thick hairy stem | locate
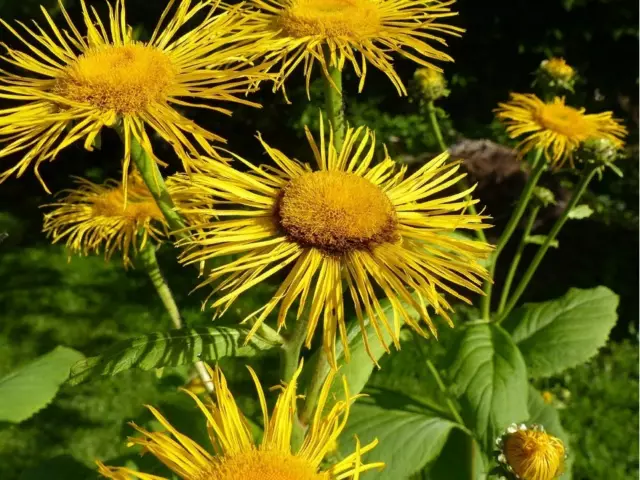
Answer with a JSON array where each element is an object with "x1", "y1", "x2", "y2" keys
[
  {"x1": 482, "y1": 149, "x2": 546, "y2": 320},
  {"x1": 498, "y1": 166, "x2": 598, "y2": 321},
  {"x1": 322, "y1": 49, "x2": 345, "y2": 151}
]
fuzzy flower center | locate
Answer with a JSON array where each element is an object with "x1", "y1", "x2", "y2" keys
[
  {"x1": 55, "y1": 44, "x2": 176, "y2": 114},
  {"x1": 535, "y1": 102, "x2": 591, "y2": 138},
  {"x1": 277, "y1": 170, "x2": 397, "y2": 253},
  {"x1": 210, "y1": 450, "x2": 325, "y2": 480},
  {"x1": 504, "y1": 430, "x2": 565, "y2": 480},
  {"x1": 277, "y1": 0, "x2": 381, "y2": 38}
]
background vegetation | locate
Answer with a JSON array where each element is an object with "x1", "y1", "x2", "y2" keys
[{"x1": 0, "y1": 0, "x2": 637, "y2": 478}]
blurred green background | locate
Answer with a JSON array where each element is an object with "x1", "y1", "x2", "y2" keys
[{"x1": 0, "y1": 0, "x2": 637, "y2": 479}]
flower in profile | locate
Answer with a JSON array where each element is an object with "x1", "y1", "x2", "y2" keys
[
  {"x1": 176, "y1": 117, "x2": 491, "y2": 368},
  {"x1": 495, "y1": 93, "x2": 627, "y2": 168},
  {"x1": 42, "y1": 174, "x2": 193, "y2": 266},
  {"x1": 238, "y1": 0, "x2": 464, "y2": 96},
  {"x1": 0, "y1": 0, "x2": 270, "y2": 191},
  {"x1": 97, "y1": 363, "x2": 383, "y2": 479},
  {"x1": 495, "y1": 423, "x2": 566, "y2": 480},
  {"x1": 413, "y1": 67, "x2": 449, "y2": 102}
]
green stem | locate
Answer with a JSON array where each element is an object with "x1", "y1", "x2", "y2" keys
[
  {"x1": 496, "y1": 205, "x2": 541, "y2": 314},
  {"x1": 481, "y1": 149, "x2": 546, "y2": 320},
  {"x1": 426, "y1": 101, "x2": 487, "y2": 245},
  {"x1": 322, "y1": 48, "x2": 345, "y2": 151},
  {"x1": 138, "y1": 240, "x2": 214, "y2": 394},
  {"x1": 299, "y1": 349, "x2": 331, "y2": 426},
  {"x1": 498, "y1": 166, "x2": 599, "y2": 321}
]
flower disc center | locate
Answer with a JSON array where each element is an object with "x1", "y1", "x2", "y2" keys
[
  {"x1": 277, "y1": 170, "x2": 397, "y2": 253},
  {"x1": 504, "y1": 430, "x2": 565, "y2": 480},
  {"x1": 55, "y1": 44, "x2": 176, "y2": 114},
  {"x1": 212, "y1": 450, "x2": 325, "y2": 480},
  {"x1": 277, "y1": 0, "x2": 381, "y2": 38},
  {"x1": 536, "y1": 103, "x2": 591, "y2": 138}
]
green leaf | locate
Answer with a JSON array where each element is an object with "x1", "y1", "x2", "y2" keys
[
  {"x1": 448, "y1": 323, "x2": 529, "y2": 450},
  {"x1": 0, "y1": 346, "x2": 84, "y2": 423},
  {"x1": 526, "y1": 234, "x2": 559, "y2": 248},
  {"x1": 567, "y1": 204, "x2": 594, "y2": 219},
  {"x1": 527, "y1": 386, "x2": 573, "y2": 479},
  {"x1": 502, "y1": 287, "x2": 619, "y2": 378},
  {"x1": 421, "y1": 429, "x2": 486, "y2": 480},
  {"x1": 68, "y1": 327, "x2": 277, "y2": 385},
  {"x1": 19, "y1": 455, "x2": 95, "y2": 480},
  {"x1": 338, "y1": 387, "x2": 459, "y2": 480}
]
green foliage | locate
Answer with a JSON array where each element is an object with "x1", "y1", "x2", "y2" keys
[
  {"x1": 338, "y1": 387, "x2": 459, "y2": 480},
  {"x1": 502, "y1": 287, "x2": 619, "y2": 378},
  {"x1": 567, "y1": 204, "x2": 595, "y2": 220},
  {"x1": 68, "y1": 327, "x2": 278, "y2": 386},
  {"x1": 0, "y1": 346, "x2": 84, "y2": 423},
  {"x1": 447, "y1": 323, "x2": 529, "y2": 451}
]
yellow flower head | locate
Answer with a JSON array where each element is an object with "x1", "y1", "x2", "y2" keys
[
  {"x1": 541, "y1": 391, "x2": 554, "y2": 405},
  {"x1": 175, "y1": 117, "x2": 491, "y2": 369},
  {"x1": 540, "y1": 58, "x2": 575, "y2": 82},
  {"x1": 495, "y1": 93, "x2": 627, "y2": 168},
  {"x1": 42, "y1": 174, "x2": 193, "y2": 267},
  {"x1": 97, "y1": 363, "x2": 383, "y2": 480},
  {"x1": 237, "y1": 0, "x2": 464, "y2": 96},
  {"x1": 496, "y1": 424, "x2": 566, "y2": 480},
  {"x1": 0, "y1": 0, "x2": 270, "y2": 192},
  {"x1": 413, "y1": 67, "x2": 449, "y2": 102}
]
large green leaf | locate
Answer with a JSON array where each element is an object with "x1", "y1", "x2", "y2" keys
[
  {"x1": 0, "y1": 346, "x2": 84, "y2": 423},
  {"x1": 448, "y1": 323, "x2": 529, "y2": 451},
  {"x1": 421, "y1": 429, "x2": 486, "y2": 480},
  {"x1": 338, "y1": 387, "x2": 459, "y2": 480},
  {"x1": 68, "y1": 327, "x2": 277, "y2": 385},
  {"x1": 502, "y1": 287, "x2": 619, "y2": 378},
  {"x1": 527, "y1": 386, "x2": 573, "y2": 479}
]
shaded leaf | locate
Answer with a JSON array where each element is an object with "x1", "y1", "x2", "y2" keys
[
  {"x1": 19, "y1": 455, "x2": 96, "y2": 480},
  {"x1": 526, "y1": 234, "x2": 559, "y2": 248},
  {"x1": 0, "y1": 346, "x2": 84, "y2": 423},
  {"x1": 68, "y1": 327, "x2": 277, "y2": 385},
  {"x1": 502, "y1": 287, "x2": 619, "y2": 378}
]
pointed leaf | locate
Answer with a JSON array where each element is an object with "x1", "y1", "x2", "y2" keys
[
  {"x1": 0, "y1": 346, "x2": 84, "y2": 423},
  {"x1": 68, "y1": 327, "x2": 278, "y2": 385},
  {"x1": 502, "y1": 287, "x2": 619, "y2": 378}
]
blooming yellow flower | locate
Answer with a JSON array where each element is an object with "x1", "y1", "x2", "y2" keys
[
  {"x1": 176, "y1": 117, "x2": 491, "y2": 368},
  {"x1": 0, "y1": 0, "x2": 269, "y2": 192},
  {"x1": 97, "y1": 363, "x2": 383, "y2": 480},
  {"x1": 237, "y1": 0, "x2": 464, "y2": 96},
  {"x1": 495, "y1": 424, "x2": 566, "y2": 480},
  {"x1": 42, "y1": 174, "x2": 194, "y2": 266},
  {"x1": 540, "y1": 58, "x2": 575, "y2": 82},
  {"x1": 495, "y1": 93, "x2": 627, "y2": 168}
]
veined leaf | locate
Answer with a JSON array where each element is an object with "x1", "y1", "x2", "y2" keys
[
  {"x1": 0, "y1": 346, "x2": 84, "y2": 423},
  {"x1": 68, "y1": 327, "x2": 278, "y2": 385},
  {"x1": 502, "y1": 286, "x2": 619, "y2": 378}
]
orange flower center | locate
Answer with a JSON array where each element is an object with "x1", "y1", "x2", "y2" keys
[
  {"x1": 210, "y1": 450, "x2": 326, "y2": 480},
  {"x1": 535, "y1": 102, "x2": 592, "y2": 139},
  {"x1": 277, "y1": 170, "x2": 397, "y2": 253}
]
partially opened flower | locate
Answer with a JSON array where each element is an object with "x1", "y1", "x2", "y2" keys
[
  {"x1": 238, "y1": 0, "x2": 463, "y2": 95},
  {"x1": 0, "y1": 0, "x2": 270, "y2": 191},
  {"x1": 413, "y1": 67, "x2": 449, "y2": 102},
  {"x1": 176, "y1": 117, "x2": 491, "y2": 368},
  {"x1": 42, "y1": 174, "x2": 194, "y2": 266},
  {"x1": 495, "y1": 93, "x2": 627, "y2": 168},
  {"x1": 495, "y1": 423, "x2": 566, "y2": 480},
  {"x1": 535, "y1": 58, "x2": 577, "y2": 93},
  {"x1": 97, "y1": 363, "x2": 383, "y2": 479}
]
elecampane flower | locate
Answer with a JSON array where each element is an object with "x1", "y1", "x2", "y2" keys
[
  {"x1": 495, "y1": 93, "x2": 627, "y2": 168},
  {"x1": 0, "y1": 0, "x2": 270, "y2": 191},
  {"x1": 238, "y1": 0, "x2": 463, "y2": 95},
  {"x1": 42, "y1": 174, "x2": 195, "y2": 266},
  {"x1": 97, "y1": 363, "x2": 383, "y2": 480},
  {"x1": 176, "y1": 118, "x2": 491, "y2": 368},
  {"x1": 540, "y1": 57, "x2": 575, "y2": 82}
]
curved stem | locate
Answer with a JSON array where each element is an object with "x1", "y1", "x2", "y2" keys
[
  {"x1": 481, "y1": 149, "x2": 546, "y2": 320},
  {"x1": 426, "y1": 101, "x2": 487, "y2": 245},
  {"x1": 299, "y1": 349, "x2": 331, "y2": 426},
  {"x1": 322, "y1": 48, "x2": 345, "y2": 151},
  {"x1": 498, "y1": 166, "x2": 598, "y2": 322},
  {"x1": 138, "y1": 240, "x2": 214, "y2": 394},
  {"x1": 496, "y1": 205, "x2": 541, "y2": 314}
]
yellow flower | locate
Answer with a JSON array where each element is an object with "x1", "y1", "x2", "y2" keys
[
  {"x1": 495, "y1": 93, "x2": 627, "y2": 168},
  {"x1": 238, "y1": 0, "x2": 464, "y2": 96},
  {"x1": 97, "y1": 363, "x2": 383, "y2": 480},
  {"x1": 413, "y1": 67, "x2": 449, "y2": 101},
  {"x1": 42, "y1": 174, "x2": 193, "y2": 266},
  {"x1": 540, "y1": 58, "x2": 575, "y2": 82},
  {"x1": 176, "y1": 117, "x2": 491, "y2": 368},
  {"x1": 0, "y1": 0, "x2": 269, "y2": 192},
  {"x1": 541, "y1": 391, "x2": 554, "y2": 405},
  {"x1": 496, "y1": 424, "x2": 566, "y2": 480}
]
